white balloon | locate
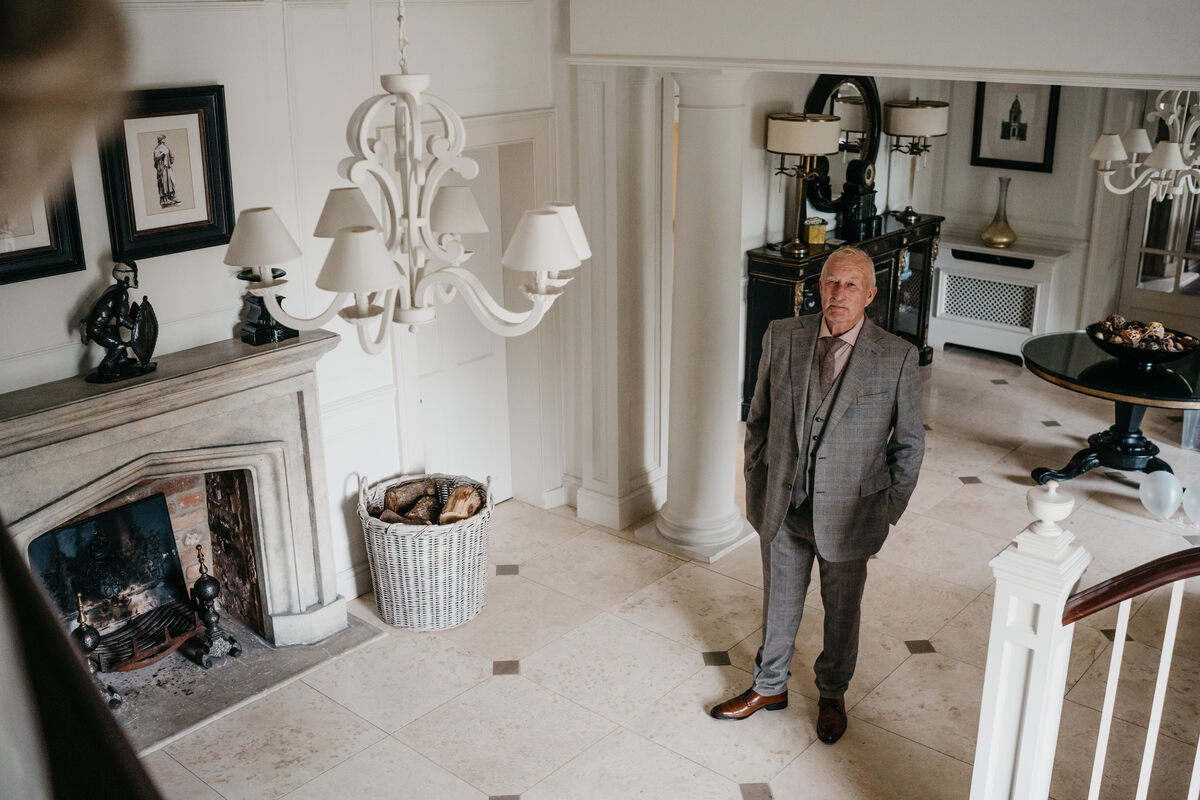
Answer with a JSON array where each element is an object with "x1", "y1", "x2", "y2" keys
[
  {"x1": 1140, "y1": 471, "x2": 1183, "y2": 519},
  {"x1": 1184, "y1": 483, "x2": 1200, "y2": 524}
]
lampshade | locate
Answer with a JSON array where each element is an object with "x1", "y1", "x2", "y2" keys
[
  {"x1": 1089, "y1": 133, "x2": 1128, "y2": 163},
  {"x1": 224, "y1": 207, "x2": 301, "y2": 266},
  {"x1": 883, "y1": 100, "x2": 950, "y2": 138},
  {"x1": 542, "y1": 201, "x2": 591, "y2": 261},
  {"x1": 765, "y1": 113, "x2": 842, "y2": 155},
  {"x1": 314, "y1": 187, "x2": 382, "y2": 238},
  {"x1": 1144, "y1": 140, "x2": 1189, "y2": 171},
  {"x1": 430, "y1": 185, "x2": 488, "y2": 234},
  {"x1": 1121, "y1": 128, "x2": 1154, "y2": 155},
  {"x1": 833, "y1": 96, "x2": 867, "y2": 133},
  {"x1": 315, "y1": 226, "x2": 403, "y2": 292},
  {"x1": 500, "y1": 210, "x2": 581, "y2": 272}
]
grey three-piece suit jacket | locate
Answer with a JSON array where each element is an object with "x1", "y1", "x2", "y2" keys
[{"x1": 744, "y1": 314, "x2": 925, "y2": 561}]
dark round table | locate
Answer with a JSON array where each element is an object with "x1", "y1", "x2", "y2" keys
[{"x1": 1021, "y1": 330, "x2": 1200, "y2": 484}]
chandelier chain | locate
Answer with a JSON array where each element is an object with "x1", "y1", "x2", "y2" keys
[{"x1": 396, "y1": 0, "x2": 409, "y2": 73}]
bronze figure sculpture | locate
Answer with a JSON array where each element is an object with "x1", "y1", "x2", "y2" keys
[{"x1": 80, "y1": 261, "x2": 158, "y2": 383}]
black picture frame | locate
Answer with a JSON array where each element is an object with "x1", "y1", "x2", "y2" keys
[
  {"x1": 98, "y1": 84, "x2": 235, "y2": 261},
  {"x1": 970, "y1": 82, "x2": 1061, "y2": 173},
  {"x1": 0, "y1": 177, "x2": 86, "y2": 285}
]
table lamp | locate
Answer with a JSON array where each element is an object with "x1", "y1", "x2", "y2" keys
[
  {"x1": 224, "y1": 207, "x2": 302, "y2": 345},
  {"x1": 765, "y1": 112, "x2": 842, "y2": 256},
  {"x1": 883, "y1": 99, "x2": 949, "y2": 224}
]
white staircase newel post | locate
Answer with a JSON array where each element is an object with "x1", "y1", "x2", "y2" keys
[{"x1": 970, "y1": 481, "x2": 1094, "y2": 800}]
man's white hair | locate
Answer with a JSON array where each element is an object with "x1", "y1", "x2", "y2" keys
[{"x1": 820, "y1": 245, "x2": 876, "y2": 291}]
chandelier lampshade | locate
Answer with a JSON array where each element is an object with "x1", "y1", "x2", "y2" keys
[
  {"x1": 543, "y1": 201, "x2": 591, "y2": 262},
  {"x1": 314, "y1": 187, "x2": 382, "y2": 238},
  {"x1": 501, "y1": 210, "x2": 581, "y2": 273},
  {"x1": 429, "y1": 186, "x2": 488, "y2": 234},
  {"x1": 1144, "y1": 141, "x2": 1190, "y2": 172},
  {"x1": 1088, "y1": 133, "x2": 1127, "y2": 163},
  {"x1": 315, "y1": 226, "x2": 403, "y2": 293},
  {"x1": 1121, "y1": 128, "x2": 1154, "y2": 157}
]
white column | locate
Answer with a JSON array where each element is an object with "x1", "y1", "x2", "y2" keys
[
  {"x1": 970, "y1": 481, "x2": 1093, "y2": 800},
  {"x1": 636, "y1": 70, "x2": 755, "y2": 562}
]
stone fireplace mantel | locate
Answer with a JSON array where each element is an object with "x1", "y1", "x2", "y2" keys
[{"x1": 0, "y1": 331, "x2": 347, "y2": 646}]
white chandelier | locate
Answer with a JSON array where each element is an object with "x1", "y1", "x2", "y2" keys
[
  {"x1": 224, "y1": 1, "x2": 589, "y2": 354},
  {"x1": 1089, "y1": 89, "x2": 1200, "y2": 203}
]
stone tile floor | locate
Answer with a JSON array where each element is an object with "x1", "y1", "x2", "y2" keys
[{"x1": 140, "y1": 346, "x2": 1200, "y2": 799}]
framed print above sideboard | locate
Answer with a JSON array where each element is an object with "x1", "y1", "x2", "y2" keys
[
  {"x1": 970, "y1": 82, "x2": 1061, "y2": 173},
  {"x1": 98, "y1": 84, "x2": 235, "y2": 262}
]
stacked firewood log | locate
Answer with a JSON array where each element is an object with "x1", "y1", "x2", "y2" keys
[{"x1": 370, "y1": 477, "x2": 484, "y2": 525}]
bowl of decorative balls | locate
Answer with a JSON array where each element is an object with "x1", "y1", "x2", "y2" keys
[{"x1": 1087, "y1": 314, "x2": 1200, "y2": 367}]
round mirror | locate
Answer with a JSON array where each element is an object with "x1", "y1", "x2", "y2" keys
[{"x1": 802, "y1": 75, "x2": 881, "y2": 213}]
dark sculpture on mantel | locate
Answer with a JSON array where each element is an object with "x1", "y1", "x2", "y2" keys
[{"x1": 79, "y1": 261, "x2": 158, "y2": 383}]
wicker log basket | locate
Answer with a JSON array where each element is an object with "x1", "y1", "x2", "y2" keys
[{"x1": 358, "y1": 473, "x2": 493, "y2": 630}]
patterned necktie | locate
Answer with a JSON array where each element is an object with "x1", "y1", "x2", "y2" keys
[{"x1": 819, "y1": 336, "x2": 848, "y2": 398}]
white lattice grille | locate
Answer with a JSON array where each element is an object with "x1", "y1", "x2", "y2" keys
[{"x1": 942, "y1": 274, "x2": 1036, "y2": 329}]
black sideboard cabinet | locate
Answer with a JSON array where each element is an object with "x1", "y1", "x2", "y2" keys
[{"x1": 742, "y1": 213, "x2": 943, "y2": 419}]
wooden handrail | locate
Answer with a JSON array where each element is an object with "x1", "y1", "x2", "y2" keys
[{"x1": 1063, "y1": 547, "x2": 1200, "y2": 625}]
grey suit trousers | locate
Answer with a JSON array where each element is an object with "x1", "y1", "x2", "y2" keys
[{"x1": 752, "y1": 500, "x2": 869, "y2": 698}]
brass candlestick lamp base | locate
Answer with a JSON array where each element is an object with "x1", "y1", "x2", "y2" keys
[
  {"x1": 777, "y1": 155, "x2": 820, "y2": 259},
  {"x1": 781, "y1": 237, "x2": 809, "y2": 257}
]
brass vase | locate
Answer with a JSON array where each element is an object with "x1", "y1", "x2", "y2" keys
[{"x1": 981, "y1": 176, "x2": 1017, "y2": 248}]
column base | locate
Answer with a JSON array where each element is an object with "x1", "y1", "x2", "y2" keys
[
  {"x1": 266, "y1": 597, "x2": 348, "y2": 646},
  {"x1": 635, "y1": 517, "x2": 756, "y2": 563}
]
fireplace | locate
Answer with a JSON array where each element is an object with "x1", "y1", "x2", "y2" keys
[{"x1": 0, "y1": 331, "x2": 346, "y2": 647}]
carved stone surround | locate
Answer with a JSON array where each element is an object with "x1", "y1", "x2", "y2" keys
[{"x1": 0, "y1": 331, "x2": 346, "y2": 646}]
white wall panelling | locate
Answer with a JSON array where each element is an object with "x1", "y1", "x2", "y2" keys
[{"x1": 571, "y1": 66, "x2": 671, "y2": 530}]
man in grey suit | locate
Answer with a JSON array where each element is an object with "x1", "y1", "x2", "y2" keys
[{"x1": 710, "y1": 245, "x2": 924, "y2": 744}]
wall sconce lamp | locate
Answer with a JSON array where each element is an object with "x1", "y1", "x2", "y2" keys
[
  {"x1": 765, "y1": 112, "x2": 842, "y2": 257},
  {"x1": 883, "y1": 99, "x2": 949, "y2": 224}
]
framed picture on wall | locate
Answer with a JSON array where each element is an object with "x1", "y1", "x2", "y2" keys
[
  {"x1": 0, "y1": 176, "x2": 86, "y2": 285},
  {"x1": 970, "y1": 82, "x2": 1061, "y2": 172},
  {"x1": 98, "y1": 85, "x2": 235, "y2": 261}
]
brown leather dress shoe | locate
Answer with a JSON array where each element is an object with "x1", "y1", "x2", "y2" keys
[
  {"x1": 710, "y1": 688, "x2": 788, "y2": 720},
  {"x1": 816, "y1": 696, "x2": 847, "y2": 744}
]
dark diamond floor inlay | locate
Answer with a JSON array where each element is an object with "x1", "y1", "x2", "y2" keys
[
  {"x1": 1101, "y1": 629, "x2": 1134, "y2": 643},
  {"x1": 959, "y1": 476, "x2": 982, "y2": 485},
  {"x1": 991, "y1": 379, "x2": 1009, "y2": 385},
  {"x1": 491, "y1": 795, "x2": 521, "y2": 800},
  {"x1": 905, "y1": 639, "x2": 936, "y2": 654},
  {"x1": 923, "y1": 424, "x2": 933, "y2": 431},
  {"x1": 1041, "y1": 420, "x2": 1061, "y2": 427},
  {"x1": 1185, "y1": 535, "x2": 1200, "y2": 546},
  {"x1": 703, "y1": 651, "x2": 732, "y2": 667},
  {"x1": 740, "y1": 783, "x2": 774, "y2": 800},
  {"x1": 493, "y1": 660, "x2": 520, "y2": 675},
  {"x1": 496, "y1": 564, "x2": 519, "y2": 576}
]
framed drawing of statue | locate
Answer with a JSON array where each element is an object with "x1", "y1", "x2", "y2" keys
[
  {"x1": 970, "y1": 82, "x2": 1061, "y2": 173},
  {"x1": 98, "y1": 85, "x2": 235, "y2": 261}
]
